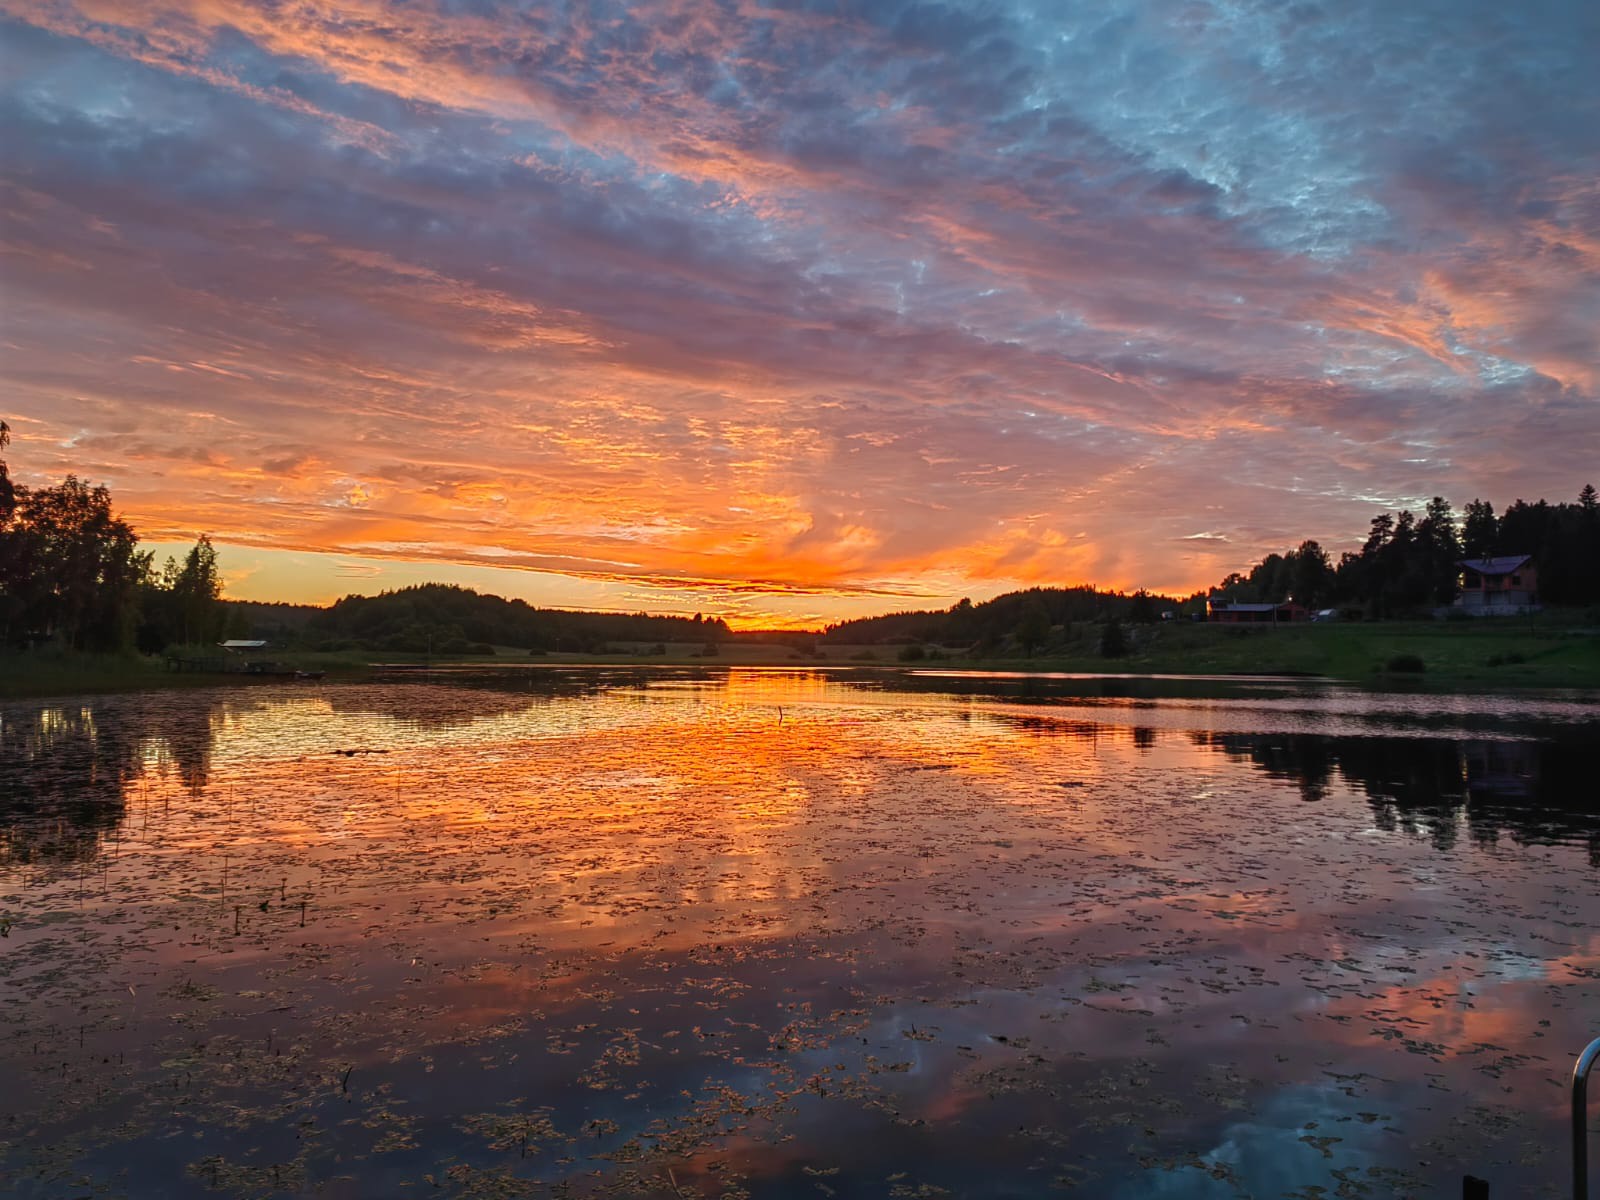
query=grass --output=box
[999,615,1600,688]
[0,648,176,698]
[4,616,1597,699]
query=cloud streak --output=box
[2,0,1596,625]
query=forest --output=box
[0,420,734,655]
[823,489,1600,647]
[1209,491,1600,616]
[301,585,731,655]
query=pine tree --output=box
[1461,499,1497,559]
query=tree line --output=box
[822,584,1178,653]
[0,422,226,653]
[823,485,1599,654]
[1211,487,1599,617]
[303,583,732,654]
[6,414,1594,659]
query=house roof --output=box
[1209,602,1292,612]
[1458,555,1532,576]
[219,639,269,649]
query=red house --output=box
[1456,555,1538,614]
[1207,600,1308,624]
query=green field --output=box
[3,615,1598,699]
[1024,615,1600,688]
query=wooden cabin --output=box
[1456,555,1538,613]
[1206,600,1308,624]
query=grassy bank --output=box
[3,617,1597,699]
[1002,617,1600,688]
[0,647,376,699]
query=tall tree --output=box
[1418,497,1463,605]
[3,476,144,650]
[0,420,14,528]
[0,420,19,642]
[172,534,224,646]
[1288,540,1333,608]
[1461,499,1497,560]
[1362,512,1394,558]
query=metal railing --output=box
[1576,1036,1600,1200]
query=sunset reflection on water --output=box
[2,669,1596,1198]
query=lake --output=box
[2,668,1597,1198]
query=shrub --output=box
[1385,653,1425,673]
[897,644,926,662]
[1099,618,1129,659]
[466,643,496,656]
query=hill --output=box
[280,583,732,655]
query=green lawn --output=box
[4,616,1597,699]
[1014,616,1600,688]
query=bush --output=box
[1385,653,1425,673]
[897,644,926,662]
[1099,619,1129,659]
[466,643,496,656]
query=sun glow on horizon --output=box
[2,1,1595,618]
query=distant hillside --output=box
[223,600,322,640]
[823,585,1187,648]
[297,583,731,654]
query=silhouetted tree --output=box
[0,420,13,528]
[2,476,144,650]
[1461,499,1497,560]
[0,421,17,639]
[1015,596,1051,655]
[173,535,224,645]
[1288,540,1333,608]
[1099,617,1129,658]
[1417,497,1462,605]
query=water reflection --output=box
[1,670,1596,1199]
[5,669,1598,866]
[1193,729,1599,862]
[2,705,129,864]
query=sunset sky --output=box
[2,0,1597,627]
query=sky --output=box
[2,0,1597,628]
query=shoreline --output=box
[4,625,1599,700]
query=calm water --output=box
[2,669,1597,1199]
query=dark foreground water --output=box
[2,669,1597,1199]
